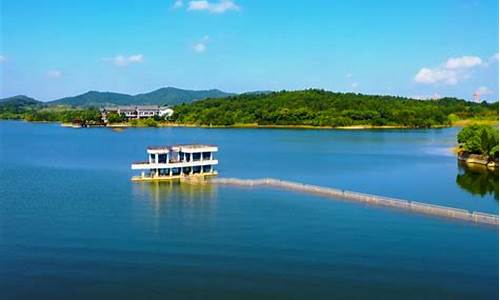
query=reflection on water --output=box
[131,181,218,227]
[456,162,499,200]
[132,181,217,202]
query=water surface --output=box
[0,121,498,299]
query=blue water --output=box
[0,121,498,299]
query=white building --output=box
[101,105,174,121]
[131,144,218,181]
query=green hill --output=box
[0,95,41,106]
[172,89,499,128]
[49,91,133,106]
[0,95,42,119]
[48,87,233,106]
[134,87,234,106]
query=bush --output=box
[457,125,499,158]
[142,118,158,127]
[107,112,126,123]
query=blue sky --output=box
[0,0,498,101]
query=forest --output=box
[1,89,498,128]
[172,89,499,128]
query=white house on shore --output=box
[101,105,174,121]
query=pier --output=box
[211,178,499,227]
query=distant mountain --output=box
[0,95,41,107]
[48,87,234,107]
[134,87,234,106]
[241,90,274,95]
[49,91,133,106]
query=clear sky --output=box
[0,0,498,101]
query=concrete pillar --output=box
[155,154,159,164]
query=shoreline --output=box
[2,119,497,130]
[105,122,455,130]
[456,151,499,169]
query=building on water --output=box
[131,144,218,181]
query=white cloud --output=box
[414,68,459,85]
[104,54,144,67]
[188,0,209,10]
[46,70,62,79]
[172,0,183,9]
[346,73,353,79]
[414,55,484,85]
[0,55,6,63]
[193,36,209,53]
[489,52,499,64]
[475,86,493,96]
[128,54,143,63]
[445,56,482,69]
[351,82,358,88]
[187,0,240,13]
[193,43,207,53]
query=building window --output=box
[158,154,167,163]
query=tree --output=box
[457,125,499,159]
[107,112,126,123]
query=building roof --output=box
[136,105,160,110]
[147,144,218,153]
[101,105,171,111]
[117,106,137,111]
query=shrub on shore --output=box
[129,118,158,127]
[457,125,499,159]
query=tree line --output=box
[172,89,498,127]
[0,103,102,124]
[1,89,498,128]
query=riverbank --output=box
[9,117,496,130]
[457,151,499,169]
[451,119,499,126]
[102,121,466,130]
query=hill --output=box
[133,87,234,106]
[0,95,41,106]
[49,91,133,106]
[0,95,42,119]
[172,89,499,128]
[48,87,233,106]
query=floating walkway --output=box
[211,178,499,227]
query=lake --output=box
[0,121,498,299]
